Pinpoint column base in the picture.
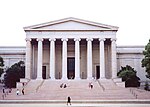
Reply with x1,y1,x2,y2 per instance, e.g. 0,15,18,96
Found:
49,76,55,80
75,77,81,80
100,77,106,79
87,77,93,80
49,78,56,80
36,77,43,80
61,77,68,80
112,76,118,79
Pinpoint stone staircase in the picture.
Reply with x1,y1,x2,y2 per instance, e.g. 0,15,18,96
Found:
34,79,136,100
1,79,44,100
1,79,150,100
24,80,44,93
36,80,103,100
97,79,136,99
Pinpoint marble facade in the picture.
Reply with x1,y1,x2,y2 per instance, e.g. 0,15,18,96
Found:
0,18,147,81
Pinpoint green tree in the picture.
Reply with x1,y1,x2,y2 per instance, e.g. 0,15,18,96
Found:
4,61,25,88
117,65,140,87
0,56,4,77
141,39,150,79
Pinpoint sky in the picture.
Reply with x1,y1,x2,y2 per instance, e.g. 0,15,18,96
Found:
0,0,150,46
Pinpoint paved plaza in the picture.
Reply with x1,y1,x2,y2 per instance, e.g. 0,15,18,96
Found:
0,103,150,107
0,100,150,107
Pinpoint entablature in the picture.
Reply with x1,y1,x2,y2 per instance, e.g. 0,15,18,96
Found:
26,31,116,39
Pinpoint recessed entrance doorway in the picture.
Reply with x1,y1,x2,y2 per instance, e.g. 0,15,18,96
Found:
67,57,75,79
42,66,46,79
96,65,100,79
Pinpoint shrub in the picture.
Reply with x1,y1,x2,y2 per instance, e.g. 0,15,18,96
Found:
0,56,4,77
144,81,150,91
117,65,140,87
4,61,25,88
141,39,150,79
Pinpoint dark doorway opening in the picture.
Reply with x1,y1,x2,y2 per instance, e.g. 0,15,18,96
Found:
42,66,46,79
96,66,100,79
67,57,75,79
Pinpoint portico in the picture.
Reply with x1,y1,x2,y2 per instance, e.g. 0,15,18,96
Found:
24,17,118,80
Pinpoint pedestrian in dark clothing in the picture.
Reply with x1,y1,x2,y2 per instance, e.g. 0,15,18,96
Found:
91,83,93,89
2,88,6,98
9,88,12,93
60,83,63,88
22,88,25,95
2,88,5,94
67,96,71,105
64,84,67,88
22,82,25,87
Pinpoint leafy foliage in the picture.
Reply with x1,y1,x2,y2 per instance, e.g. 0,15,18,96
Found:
144,81,150,91
117,65,140,87
141,39,150,79
4,61,25,88
0,56,4,77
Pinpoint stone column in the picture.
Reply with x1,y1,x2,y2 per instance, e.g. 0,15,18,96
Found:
111,38,117,78
86,38,93,79
37,38,43,79
61,38,68,80
49,38,56,80
25,38,32,79
74,38,81,79
99,38,106,79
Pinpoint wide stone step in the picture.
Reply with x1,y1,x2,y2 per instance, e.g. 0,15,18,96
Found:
3,79,150,100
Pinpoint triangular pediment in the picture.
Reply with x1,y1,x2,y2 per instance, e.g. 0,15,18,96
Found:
24,17,118,31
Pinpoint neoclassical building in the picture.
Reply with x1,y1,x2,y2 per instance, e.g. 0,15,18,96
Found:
0,17,146,81
24,17,119,80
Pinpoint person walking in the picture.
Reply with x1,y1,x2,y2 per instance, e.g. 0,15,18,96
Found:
2,88,5,99
91,83,93,89
22,88,25,95
64,84,67,88
2,88,5,94
60,83,63,88
67,96,71,105
16,89,20,95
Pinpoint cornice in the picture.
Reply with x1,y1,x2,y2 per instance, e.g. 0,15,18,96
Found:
24,17,119,31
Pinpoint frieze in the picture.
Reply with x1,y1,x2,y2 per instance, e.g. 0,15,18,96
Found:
26,31,116,39
27,31,115,35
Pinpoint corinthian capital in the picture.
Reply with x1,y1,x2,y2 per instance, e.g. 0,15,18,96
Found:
86,38,93,41
111,38,117,42
49,38,56,41
36,38,43,41
74,38,81,41
99,38,106,42
61,38,68,41
25,38,32,41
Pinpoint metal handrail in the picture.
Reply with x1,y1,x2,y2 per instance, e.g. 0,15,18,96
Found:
36,80,45,92
130,88,138,99
97,80,105,91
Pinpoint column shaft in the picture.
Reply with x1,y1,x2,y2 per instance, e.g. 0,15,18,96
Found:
74,38,81,79
62,38,68,80
25,38,31,79
87,38,93,79
49,39,56,79
37,38,43,79
99,38,106,79
111,38,117,78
